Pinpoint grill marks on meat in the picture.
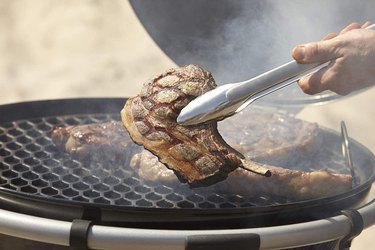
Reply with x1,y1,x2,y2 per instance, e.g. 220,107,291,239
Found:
121,65,244,186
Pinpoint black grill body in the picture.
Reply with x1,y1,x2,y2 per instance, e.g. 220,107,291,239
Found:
0,98,374,230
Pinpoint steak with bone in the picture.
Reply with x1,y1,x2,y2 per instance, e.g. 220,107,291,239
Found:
51,121,140,163
121,64,269,187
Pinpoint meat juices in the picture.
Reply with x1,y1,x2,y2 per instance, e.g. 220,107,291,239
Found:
121,65,247,187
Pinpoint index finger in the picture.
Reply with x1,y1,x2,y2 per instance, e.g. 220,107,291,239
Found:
362,21,373,28
339,22,361,34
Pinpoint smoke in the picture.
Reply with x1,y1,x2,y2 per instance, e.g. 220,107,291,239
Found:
160,0,375,107
207,0,375,83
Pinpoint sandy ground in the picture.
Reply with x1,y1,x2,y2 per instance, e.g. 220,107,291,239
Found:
0,1,374,249
0,0,174,104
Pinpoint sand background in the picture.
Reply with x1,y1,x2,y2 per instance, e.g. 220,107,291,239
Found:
0,1,374,249
0,0,174,103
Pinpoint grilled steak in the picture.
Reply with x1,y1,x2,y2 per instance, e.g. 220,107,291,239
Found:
121,64,268,187
51,121,140,163
130,150,352,201
130,150,175,182
219,108,323,168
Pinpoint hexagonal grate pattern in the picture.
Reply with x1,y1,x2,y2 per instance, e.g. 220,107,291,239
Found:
0,113,350,209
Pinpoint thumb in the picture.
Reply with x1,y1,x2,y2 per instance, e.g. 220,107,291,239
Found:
292,39,342,64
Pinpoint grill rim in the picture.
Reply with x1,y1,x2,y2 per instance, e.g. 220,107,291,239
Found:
0,183,371,229
0,98,374,229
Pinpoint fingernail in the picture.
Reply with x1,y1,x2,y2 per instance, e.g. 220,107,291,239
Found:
293,45,306,61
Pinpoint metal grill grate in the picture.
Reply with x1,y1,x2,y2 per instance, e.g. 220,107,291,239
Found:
0,113,350,209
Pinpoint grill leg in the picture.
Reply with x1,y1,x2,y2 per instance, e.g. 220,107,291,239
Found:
338,209,364,250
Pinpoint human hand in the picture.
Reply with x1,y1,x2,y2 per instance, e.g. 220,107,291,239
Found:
292,22,375,95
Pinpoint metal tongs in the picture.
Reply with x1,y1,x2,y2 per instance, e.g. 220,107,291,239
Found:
177,24,375,126
341,121,358,185
177,60,326,125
